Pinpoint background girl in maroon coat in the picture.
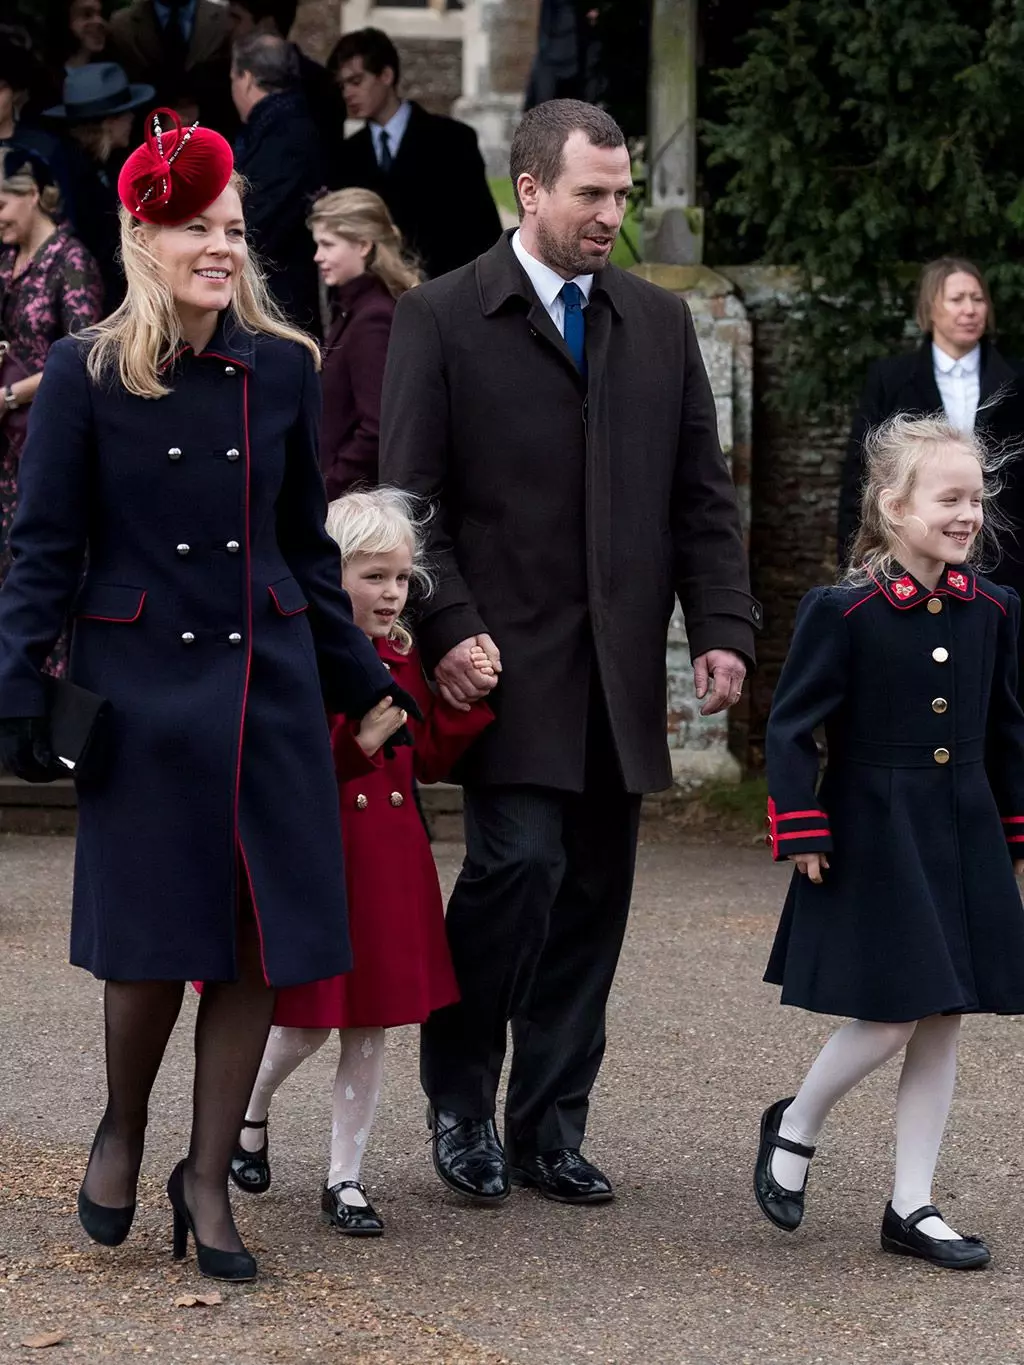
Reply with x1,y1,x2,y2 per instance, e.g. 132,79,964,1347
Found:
309,189,420,498
230,488,493,1234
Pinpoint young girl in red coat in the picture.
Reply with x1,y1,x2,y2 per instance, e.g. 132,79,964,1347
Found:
230,488,494,1234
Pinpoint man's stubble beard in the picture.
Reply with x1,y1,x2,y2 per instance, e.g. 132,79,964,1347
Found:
535,217,611,278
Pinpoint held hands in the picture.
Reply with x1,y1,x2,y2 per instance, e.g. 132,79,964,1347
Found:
693,650,747,717
355,696,407,757
436,634,501,713
1015,860,1024,877
790,852,829,885
0,717,64,784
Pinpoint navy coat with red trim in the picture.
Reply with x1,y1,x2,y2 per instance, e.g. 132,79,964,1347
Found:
0,313,394,986
764,567,1024,1021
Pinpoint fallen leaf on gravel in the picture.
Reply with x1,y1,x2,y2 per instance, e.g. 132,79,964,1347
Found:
20,1330,65,1349
174,1292,223,1308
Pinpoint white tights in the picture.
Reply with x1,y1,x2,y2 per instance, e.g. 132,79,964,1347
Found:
240,1024,386,1208
771,1015,962,1239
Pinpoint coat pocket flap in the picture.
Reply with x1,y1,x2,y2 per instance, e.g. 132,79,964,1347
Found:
268,577,309,617
75,583,147,623
698,587,763,629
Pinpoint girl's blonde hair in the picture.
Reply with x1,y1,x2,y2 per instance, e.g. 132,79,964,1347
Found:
85,170,321,399
0,149,62,219
307,188,421,300
325,487,433,654
846,412,1010,586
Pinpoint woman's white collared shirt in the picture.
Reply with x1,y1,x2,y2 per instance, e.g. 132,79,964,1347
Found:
933,341,981,432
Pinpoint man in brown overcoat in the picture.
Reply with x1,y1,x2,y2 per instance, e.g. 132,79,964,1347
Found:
380,98,761,1206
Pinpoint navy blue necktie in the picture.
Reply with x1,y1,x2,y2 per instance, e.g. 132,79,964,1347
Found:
378,130,393,173
560,282,586,376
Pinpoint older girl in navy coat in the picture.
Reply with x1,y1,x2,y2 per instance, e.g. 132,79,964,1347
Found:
756,413,1024,1269
0,114,417,1283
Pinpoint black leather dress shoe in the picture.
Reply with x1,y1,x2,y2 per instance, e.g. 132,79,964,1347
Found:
428,1106,510,1204
880,1203,991,1269
510,1149,614,1204
754,1096,815,1232
321,1180,384,1236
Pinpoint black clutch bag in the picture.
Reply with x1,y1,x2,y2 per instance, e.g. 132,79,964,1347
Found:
41,676,111,778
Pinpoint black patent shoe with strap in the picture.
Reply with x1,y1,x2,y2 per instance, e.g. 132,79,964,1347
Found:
754,1096,816,1232
167,1160,257,1282
321,1180,384,1236
881,1203,991,1269
229,1118,271,1195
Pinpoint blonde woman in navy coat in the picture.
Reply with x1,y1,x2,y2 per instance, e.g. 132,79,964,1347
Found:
755,413,1024,1270
0,112,417,1283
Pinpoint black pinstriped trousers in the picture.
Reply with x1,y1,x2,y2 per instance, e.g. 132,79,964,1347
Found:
420,692,642,1159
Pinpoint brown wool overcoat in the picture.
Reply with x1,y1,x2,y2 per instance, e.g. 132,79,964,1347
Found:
379,233,761,795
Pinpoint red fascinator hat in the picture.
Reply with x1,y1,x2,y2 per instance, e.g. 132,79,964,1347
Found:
117,108,234,226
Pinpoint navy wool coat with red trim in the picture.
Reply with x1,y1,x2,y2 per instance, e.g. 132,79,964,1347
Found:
764,567,1024,1021
0,314,393,986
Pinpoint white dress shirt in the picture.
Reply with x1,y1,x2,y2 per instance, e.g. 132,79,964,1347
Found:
933,342,981,433
511,229,593,338
370,100,412,166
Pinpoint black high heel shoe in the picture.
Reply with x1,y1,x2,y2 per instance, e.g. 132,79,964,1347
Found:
167,1160,257,1282
77,1125,138,1247
754,1096,816,1232
229,1118,271,1194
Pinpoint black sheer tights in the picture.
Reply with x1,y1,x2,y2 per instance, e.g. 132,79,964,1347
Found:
80,912,276,1253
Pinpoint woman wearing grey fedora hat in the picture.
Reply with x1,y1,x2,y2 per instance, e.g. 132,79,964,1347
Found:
47,62,154,312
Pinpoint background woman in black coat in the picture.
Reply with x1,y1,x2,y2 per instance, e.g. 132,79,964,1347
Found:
0,114,413,1282
308,187,419,497
837,257,1024,578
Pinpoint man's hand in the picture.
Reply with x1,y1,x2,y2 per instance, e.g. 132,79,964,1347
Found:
790,852,829,885
693,649,747,717
436,634,501,712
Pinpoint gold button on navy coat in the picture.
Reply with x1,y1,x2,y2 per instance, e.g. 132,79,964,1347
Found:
764,566,1024,1021
0,317,393,987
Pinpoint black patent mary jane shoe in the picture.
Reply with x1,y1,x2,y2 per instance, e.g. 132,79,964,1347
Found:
427,1105,510,1204
321,1180,384,1236
167,1161,257,1283
229,1118,271,1195
881,1203,991,1270
511,1149,614,1204
754,1096,815,1232
77,1186,136,1247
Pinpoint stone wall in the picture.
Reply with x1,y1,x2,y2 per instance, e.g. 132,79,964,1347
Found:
457,0,540,177
394,38,463,114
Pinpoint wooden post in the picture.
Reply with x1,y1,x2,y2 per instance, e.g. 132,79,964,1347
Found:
644,0,703,264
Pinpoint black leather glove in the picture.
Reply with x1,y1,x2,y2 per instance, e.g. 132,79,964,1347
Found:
358,682,423,760
0,717,65,784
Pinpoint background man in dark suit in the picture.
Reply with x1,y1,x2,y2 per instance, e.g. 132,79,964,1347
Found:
380,99,760,1208
329,27,501,280
231,33,328,334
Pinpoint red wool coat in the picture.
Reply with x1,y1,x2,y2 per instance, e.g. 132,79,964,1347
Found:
274,636,493,1029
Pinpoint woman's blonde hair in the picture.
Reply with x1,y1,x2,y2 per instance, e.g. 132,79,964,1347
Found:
846,412,1010,586
84,170,320,398
0,149,61,219
915,257,993,335
68,119,119,167
325,486,433,654
308,188,421,300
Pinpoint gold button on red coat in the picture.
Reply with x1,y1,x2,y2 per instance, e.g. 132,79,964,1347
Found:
355,794,368,810
927,598,943,614
934,748,951,765
390,792,404,807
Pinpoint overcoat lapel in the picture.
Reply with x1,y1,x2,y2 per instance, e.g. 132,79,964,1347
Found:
905,343,944,413
980,342,1018,406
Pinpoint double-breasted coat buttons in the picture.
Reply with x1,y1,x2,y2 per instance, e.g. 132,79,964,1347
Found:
168,447,182,461
927,598,943,614
226,540,240,554
934,748,951,765
226,448,240,462
932,697,948,714
181,632,195,644
932,647,949,663
228,632,242,645
355,794,368,810
224,365,236,375
176,543,190,556
390,792,404,807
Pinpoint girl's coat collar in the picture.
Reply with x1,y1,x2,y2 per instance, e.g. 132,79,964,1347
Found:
869,565,977,610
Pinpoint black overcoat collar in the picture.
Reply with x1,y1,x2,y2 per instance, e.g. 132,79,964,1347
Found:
907,335,1018,413
160,310,258,374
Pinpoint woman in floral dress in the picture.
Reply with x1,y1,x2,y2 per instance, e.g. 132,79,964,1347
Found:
0,146,103,669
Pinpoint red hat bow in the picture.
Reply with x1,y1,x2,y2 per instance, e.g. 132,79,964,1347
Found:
117,107,234,226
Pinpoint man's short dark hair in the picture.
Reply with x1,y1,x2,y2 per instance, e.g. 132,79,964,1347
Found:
509,99,626,213
327,28,401,86
231,0,299,36
232,32,300,92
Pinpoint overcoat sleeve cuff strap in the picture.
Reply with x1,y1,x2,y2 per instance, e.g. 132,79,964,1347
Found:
1002,816,1024,847
765,796,833,862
